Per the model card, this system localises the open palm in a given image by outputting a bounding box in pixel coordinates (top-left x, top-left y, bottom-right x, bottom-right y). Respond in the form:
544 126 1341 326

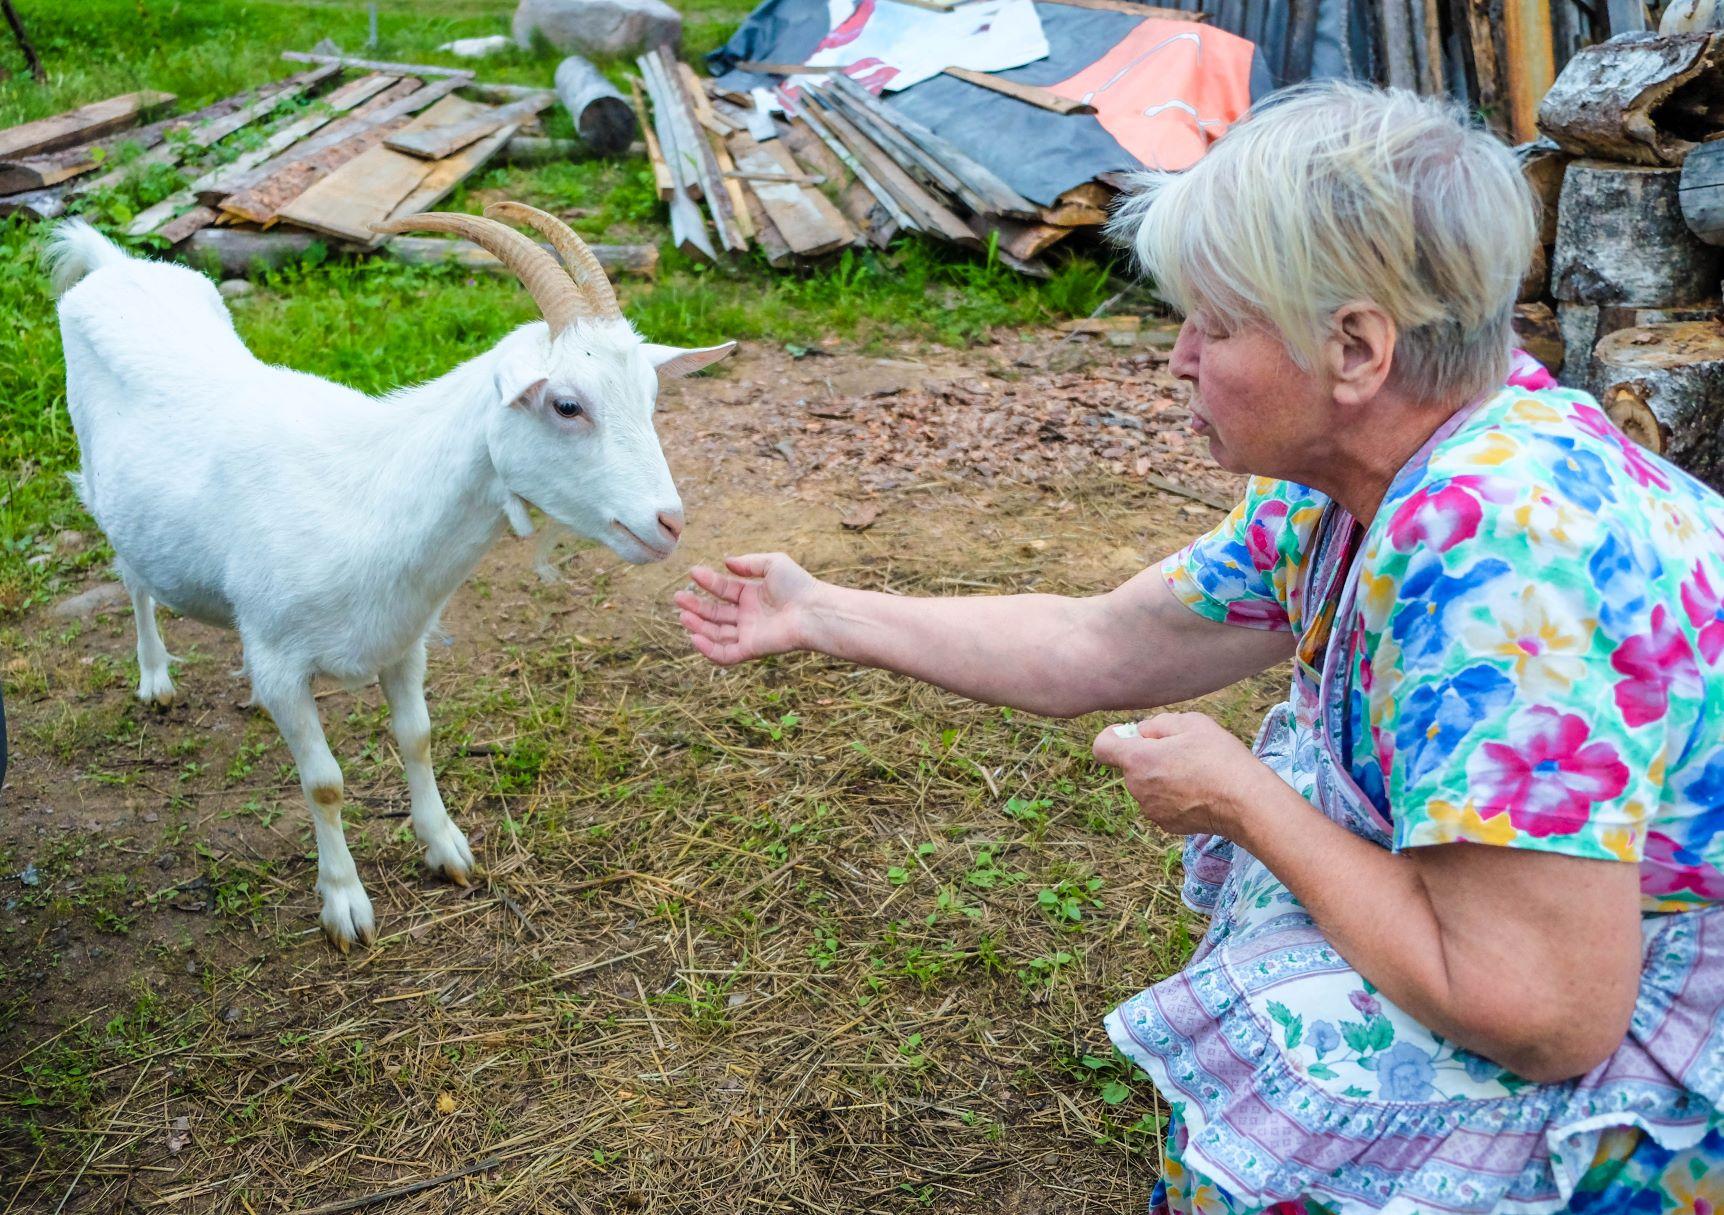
675 553 816 665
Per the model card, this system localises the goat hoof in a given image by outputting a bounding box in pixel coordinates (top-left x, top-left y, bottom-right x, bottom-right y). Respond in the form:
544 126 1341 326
137 673 176 707
319 881 377 953
425 829 476 887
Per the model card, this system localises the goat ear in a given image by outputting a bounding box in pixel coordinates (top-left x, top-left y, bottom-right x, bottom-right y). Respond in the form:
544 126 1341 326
493 349 547 409
644 341 737 380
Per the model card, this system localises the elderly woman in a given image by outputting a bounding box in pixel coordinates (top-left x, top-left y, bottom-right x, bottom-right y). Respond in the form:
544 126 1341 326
675 83 1724 1213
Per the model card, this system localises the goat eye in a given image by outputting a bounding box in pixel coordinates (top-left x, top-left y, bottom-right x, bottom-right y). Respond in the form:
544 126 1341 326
552 398 584 419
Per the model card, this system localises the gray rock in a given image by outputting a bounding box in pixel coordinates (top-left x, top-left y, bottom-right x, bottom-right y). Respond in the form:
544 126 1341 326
218 278 256 300
513 0 681 58
51 582 128 619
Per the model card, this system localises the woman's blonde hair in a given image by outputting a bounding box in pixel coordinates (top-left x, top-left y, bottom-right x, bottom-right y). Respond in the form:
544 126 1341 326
1111 82 1537 403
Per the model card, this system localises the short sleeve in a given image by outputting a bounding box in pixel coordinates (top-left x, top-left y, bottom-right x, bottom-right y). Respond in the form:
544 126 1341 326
1160 477 1327 633
1361 470 1665 863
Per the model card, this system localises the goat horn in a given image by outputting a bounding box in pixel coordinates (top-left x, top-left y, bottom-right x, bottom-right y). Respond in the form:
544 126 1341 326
484 201 622 319
370 211 585 335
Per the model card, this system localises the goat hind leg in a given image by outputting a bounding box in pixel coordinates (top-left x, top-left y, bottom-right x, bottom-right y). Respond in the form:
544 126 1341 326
253 666 375 951
123 572 175 706
380 644 474 885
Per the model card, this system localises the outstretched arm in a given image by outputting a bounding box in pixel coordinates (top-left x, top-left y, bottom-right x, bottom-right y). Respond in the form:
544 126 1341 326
675 553 1294 718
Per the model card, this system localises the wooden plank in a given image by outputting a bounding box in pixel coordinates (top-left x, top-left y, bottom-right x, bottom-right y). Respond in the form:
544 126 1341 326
941 67 1094 114
274 144 436 244
634 54 715 258
217 78 465 227
679 63 754 242
971 216 1072 260
385 122 521 232
665 55 748 253
730 134 853 256
385 95 550 160
737 179 794 266
629 76 673 199
0 90 174 160
806 99 974 245
827 75 1039 219
190 72 400 205
734 62 842 75
282 50 473 79
820 84 973 208
131 74 404 238
1503 0 1556 143
794 105 916 234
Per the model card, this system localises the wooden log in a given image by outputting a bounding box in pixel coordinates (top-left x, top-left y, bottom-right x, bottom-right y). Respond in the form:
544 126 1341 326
1556 299 1720 389
1513 301 1565 372
217 77 465 227
554 55 636 156
385 94 550 160
1558 301 1603 389
1516 140 1568 246
180 227 660 278
1594 320 1724 484
940 67 1094 115
1679 138 1724 245
1536 31 1724 165
1553 160 1721 305
729 133 853 256
0 185 63 219
500 134 610 164
0 91 174 160
282 50 473 79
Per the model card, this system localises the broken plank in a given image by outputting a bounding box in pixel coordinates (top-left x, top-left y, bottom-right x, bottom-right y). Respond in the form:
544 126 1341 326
275 144 435 244
281 50 474 79
806 94 974 245
942 67 1094 114
0 90 174 160
730 133 853 256
385 94 549 160
971 215 1072 260
665 54 749 253
794 103 917 234
629 77 673 199
217 78 463 226
156 205 219 245
385 122 520 229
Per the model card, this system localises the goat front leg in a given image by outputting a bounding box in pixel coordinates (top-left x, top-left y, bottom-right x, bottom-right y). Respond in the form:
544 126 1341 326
121 568 175 706
253 666 376 951
380 644 474 886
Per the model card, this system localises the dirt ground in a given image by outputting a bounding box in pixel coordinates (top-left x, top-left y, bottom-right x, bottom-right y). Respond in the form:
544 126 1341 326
0 325 1283 1213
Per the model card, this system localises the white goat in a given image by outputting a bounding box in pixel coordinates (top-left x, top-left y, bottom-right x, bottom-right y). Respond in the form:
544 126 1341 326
49 204 733 950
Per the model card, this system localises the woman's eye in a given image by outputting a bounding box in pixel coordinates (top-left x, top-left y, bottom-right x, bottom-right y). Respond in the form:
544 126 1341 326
553 398 584 419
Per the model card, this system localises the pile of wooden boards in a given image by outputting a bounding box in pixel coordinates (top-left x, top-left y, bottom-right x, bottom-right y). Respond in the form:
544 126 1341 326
0 51 655 279
631 48 1113 275
1509 29 1724 491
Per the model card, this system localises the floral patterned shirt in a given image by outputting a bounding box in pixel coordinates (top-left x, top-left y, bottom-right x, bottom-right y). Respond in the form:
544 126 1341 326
1164 357 1724 912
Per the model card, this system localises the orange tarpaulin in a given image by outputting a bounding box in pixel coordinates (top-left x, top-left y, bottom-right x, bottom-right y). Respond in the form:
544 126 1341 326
1049 20 1256 172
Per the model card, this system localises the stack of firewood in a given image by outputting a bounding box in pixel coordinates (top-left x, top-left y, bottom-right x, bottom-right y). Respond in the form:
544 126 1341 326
1511 30 1724 489
630 51 1112 276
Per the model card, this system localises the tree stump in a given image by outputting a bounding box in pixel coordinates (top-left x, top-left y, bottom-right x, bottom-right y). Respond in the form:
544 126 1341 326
554 55 636 156
1594 320 1724 485
1552 160 1722 306
1536 31 1724 165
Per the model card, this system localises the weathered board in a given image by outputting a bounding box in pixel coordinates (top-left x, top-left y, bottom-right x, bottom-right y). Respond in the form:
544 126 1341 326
730 134 853 257
941 67 1095 115
385 96 546 160
383 122 521 234
0 91 174 160
275 144 435 244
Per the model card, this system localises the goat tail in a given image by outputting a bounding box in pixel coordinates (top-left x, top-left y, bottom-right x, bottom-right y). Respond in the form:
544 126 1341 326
45 219 130 297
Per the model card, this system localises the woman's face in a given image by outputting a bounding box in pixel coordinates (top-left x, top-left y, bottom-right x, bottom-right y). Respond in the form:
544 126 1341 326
1167 308 1326 479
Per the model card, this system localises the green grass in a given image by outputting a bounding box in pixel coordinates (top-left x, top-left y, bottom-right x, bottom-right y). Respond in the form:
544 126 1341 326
0 0 1121 618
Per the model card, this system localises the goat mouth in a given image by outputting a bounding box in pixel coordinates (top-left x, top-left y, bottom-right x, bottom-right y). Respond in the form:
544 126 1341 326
609 520 675 562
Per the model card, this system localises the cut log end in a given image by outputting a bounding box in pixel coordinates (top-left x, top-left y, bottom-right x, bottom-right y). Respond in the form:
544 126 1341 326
1604 382 1668 453
577 97 638 156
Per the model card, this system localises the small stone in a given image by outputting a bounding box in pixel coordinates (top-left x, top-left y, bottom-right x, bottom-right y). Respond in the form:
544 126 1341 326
218 279 256 300
221 1005 242 1024
55 530 86 551
51 582 128 619
18 863 39 887
513 0 681 57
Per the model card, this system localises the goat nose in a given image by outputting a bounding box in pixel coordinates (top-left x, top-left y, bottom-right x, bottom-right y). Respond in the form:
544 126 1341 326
657 509 685 543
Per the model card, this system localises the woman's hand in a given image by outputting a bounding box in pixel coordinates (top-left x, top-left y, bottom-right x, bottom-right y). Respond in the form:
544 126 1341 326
676 553 819 666
1091 711 1272 839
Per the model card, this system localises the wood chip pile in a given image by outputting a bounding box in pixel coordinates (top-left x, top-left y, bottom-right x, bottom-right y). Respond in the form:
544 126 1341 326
631 49 1114 276
0 51 657 279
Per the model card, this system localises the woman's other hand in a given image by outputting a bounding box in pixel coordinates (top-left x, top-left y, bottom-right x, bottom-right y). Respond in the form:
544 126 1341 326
1091 711 1270 839
676 553 818 666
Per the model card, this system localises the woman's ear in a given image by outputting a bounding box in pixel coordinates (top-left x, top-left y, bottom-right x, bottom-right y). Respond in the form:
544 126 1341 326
1327 303 1396 406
